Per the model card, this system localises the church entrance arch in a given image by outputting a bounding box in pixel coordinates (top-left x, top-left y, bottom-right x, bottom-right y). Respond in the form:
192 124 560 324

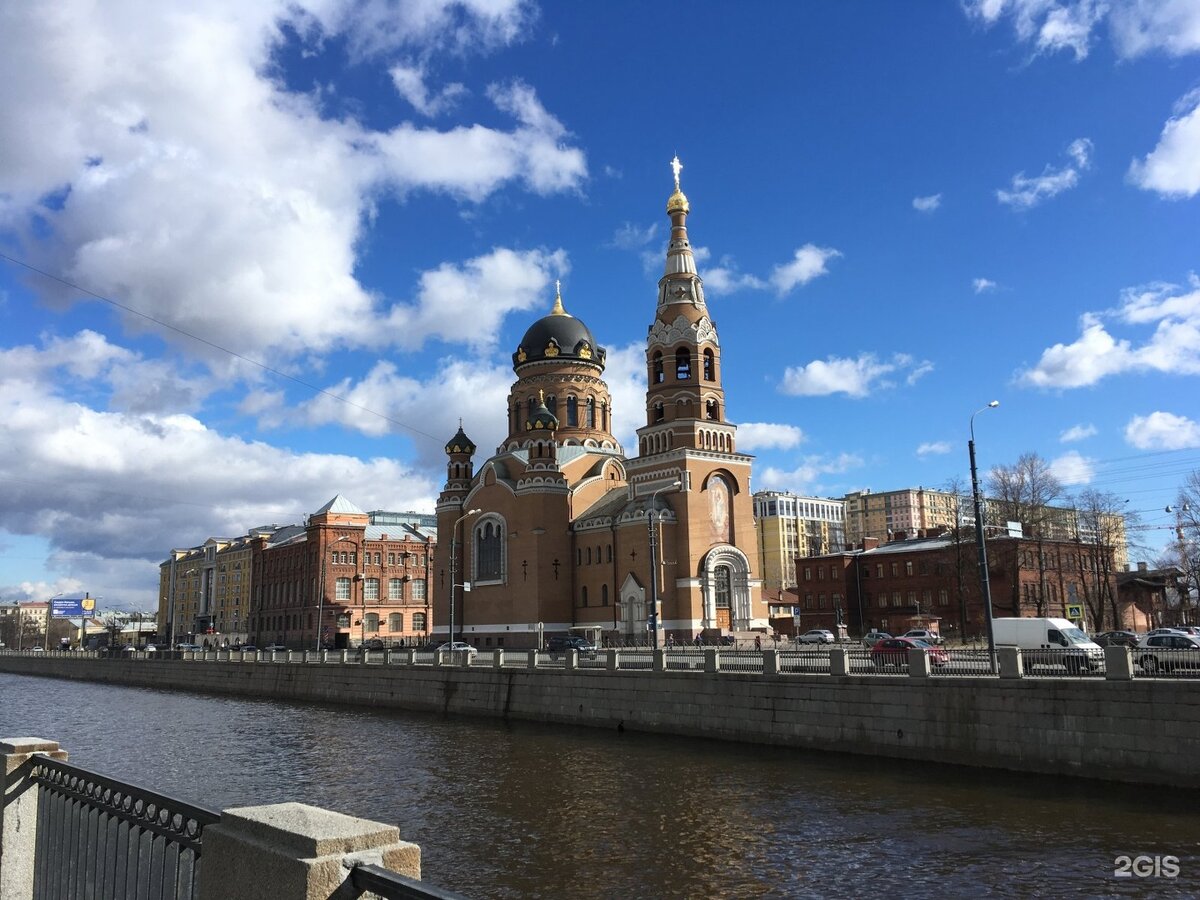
700 546 751 632
619 573 646 645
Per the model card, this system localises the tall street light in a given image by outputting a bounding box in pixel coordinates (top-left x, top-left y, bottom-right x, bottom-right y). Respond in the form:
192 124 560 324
970 400 1000 674
449 509 482 649
648 481 682 649
316 534 354 651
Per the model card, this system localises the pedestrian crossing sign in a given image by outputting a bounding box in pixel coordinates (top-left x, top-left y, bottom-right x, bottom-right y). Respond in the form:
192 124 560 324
1067 604 1083 619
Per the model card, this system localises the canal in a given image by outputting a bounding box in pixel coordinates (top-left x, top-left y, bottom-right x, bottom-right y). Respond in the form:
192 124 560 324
1 672 1196 898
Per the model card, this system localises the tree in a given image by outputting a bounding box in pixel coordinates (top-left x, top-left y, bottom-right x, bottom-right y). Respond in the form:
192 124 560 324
1071 488 1135 632
987 453 1064 616
1169 471 1200 623
942 475 980 638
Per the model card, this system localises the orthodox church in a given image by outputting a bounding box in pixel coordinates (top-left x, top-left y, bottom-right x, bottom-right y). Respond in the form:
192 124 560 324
433 160 765 648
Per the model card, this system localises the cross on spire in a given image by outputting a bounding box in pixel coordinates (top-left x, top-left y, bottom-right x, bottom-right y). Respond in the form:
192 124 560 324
670 155 683 191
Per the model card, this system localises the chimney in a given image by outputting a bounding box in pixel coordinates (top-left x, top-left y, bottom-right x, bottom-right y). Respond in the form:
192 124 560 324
862 537 880 551
1138 562 1148 572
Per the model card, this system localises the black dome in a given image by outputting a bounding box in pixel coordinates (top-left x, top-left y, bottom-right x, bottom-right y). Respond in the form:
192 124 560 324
513 312 606 371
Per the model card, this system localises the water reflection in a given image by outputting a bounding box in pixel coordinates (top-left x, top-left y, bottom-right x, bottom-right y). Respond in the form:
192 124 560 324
1 672 1197 898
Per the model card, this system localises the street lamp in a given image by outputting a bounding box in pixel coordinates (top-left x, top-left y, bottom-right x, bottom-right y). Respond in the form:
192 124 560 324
449 509 482 649
969 400 1000 674
648 481 682 649
316 535 354 651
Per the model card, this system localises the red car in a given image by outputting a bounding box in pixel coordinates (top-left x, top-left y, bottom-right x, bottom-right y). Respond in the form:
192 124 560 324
871 637 949 668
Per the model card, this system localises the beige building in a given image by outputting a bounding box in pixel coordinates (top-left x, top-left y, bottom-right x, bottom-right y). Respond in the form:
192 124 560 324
433 162 766 648
752 491 846 592
843 488 961 548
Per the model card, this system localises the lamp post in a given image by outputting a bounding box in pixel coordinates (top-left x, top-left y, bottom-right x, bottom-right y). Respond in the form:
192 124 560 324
449 509 482 649
970 400 1000 674
647 481 682 649
316 535 354 651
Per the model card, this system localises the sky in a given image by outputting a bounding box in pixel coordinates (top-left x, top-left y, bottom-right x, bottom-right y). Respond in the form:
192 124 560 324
1 0 1198 612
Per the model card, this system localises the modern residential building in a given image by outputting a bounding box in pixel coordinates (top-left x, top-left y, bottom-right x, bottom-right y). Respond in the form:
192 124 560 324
432 165 766 649
752 491 845 593
842 487 961 548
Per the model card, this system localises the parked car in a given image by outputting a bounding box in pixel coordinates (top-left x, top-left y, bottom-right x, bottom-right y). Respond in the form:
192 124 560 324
901 629 944 646
797 629 835 645
1135 633 1200 674
362 638 388 651
546 635 597 657
862 630 892 647
871 637 949 668
1145 627 1188 638
174 642 202 651
238 644 258 652
30 646 44 653
436 641 479 660
1093 631 1139 648
993 617 1104 673
263 644 288 652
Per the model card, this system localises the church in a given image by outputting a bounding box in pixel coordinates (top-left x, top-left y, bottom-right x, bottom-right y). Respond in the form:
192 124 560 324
432 161 766 649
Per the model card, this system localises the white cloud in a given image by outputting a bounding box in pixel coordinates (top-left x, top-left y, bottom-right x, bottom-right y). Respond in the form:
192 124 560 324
1128 88 1200 198
595 342 647 453
964 0 1122 60
389 62 467 116
1049 450 1095 485
1020 278 1200 388
1125 411 1200 450
0 2 585 365
1060 423 1098 442
913 193 942 212
997 138 1092 209
769 244 841 295
737 423 806 451
974 277 998 294
779 353 931 398
758 453 864 493
609 221 658 250
916 442 953 457
704 262 767 295
1109 0 1200 58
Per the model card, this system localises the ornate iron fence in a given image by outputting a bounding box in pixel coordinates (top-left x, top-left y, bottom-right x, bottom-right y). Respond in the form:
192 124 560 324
29 753 220 900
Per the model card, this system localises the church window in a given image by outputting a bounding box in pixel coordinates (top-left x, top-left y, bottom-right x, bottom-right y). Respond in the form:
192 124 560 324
474 519 505 582
602 402 608 430
567 396 578 426
581 586 588 607
676 348 691 380
577 549 582 566
546 395 557 419
601 584 609 606
586 397 596 427
654 403 664 422
703 349 715 380
652 352 664 384
714 565 731 610
706 399 719 420
606 545 612 562
587 547 592 564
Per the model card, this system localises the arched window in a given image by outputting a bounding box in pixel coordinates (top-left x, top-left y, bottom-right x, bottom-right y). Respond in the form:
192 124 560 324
528 396 536 421
581 586 589 607
601 402 608 431
601 584 609 606
586 397 596 427
676 348 691 380
546 395 557 419
654 403 664 422
652 352 664 384
474 519 505 582
706 399 719 420
703 349 715 380
587 547 592 564
606 545 612 563
714 565 732 610
566 396 578 426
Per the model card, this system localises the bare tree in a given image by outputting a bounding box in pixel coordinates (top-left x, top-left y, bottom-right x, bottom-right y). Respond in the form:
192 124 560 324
1071 488 1135 631
987 453 1063 616
942 475 979 637
1170 471 1200 623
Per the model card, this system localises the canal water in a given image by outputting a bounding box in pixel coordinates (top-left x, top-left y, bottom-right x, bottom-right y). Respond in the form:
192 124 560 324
1 672 1196 898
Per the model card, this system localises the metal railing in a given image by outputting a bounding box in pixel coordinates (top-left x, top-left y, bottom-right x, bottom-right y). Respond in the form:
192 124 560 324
349 863 468 899
1132 647 1200 678
1019 648 1106 678
28 754 220 900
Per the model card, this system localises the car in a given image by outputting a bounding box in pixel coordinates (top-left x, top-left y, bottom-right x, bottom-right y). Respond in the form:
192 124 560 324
1093 631 1139 648
871 637 949 668
143 644 157 653
436 641 479 660
174 642 202 651
545 635 598 657
797 629 835 645
1145 627 1188 638
30 646 44 653
1135 633 1200 674
263 644 288 652
362 638 388 651
238 644 258 652
901 629 944 646
862 630 892 647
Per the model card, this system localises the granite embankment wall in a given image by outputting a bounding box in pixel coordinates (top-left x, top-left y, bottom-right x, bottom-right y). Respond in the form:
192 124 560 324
1 654 1195 788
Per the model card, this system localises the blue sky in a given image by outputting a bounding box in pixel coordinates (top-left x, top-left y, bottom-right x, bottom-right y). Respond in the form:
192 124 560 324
1 1 1198 611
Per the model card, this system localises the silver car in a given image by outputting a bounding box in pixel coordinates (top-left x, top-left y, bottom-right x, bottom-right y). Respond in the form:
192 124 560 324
798 629 835 644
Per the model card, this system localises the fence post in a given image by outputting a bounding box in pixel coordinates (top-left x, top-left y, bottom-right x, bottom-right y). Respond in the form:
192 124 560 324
704 647 720 674
196 802 421 900
493 649 505 669
1105 645 1133 681
830 647 849 676
998 647 1023 679
762 649 779 675
653 649 667 673
907 648 932 678
527 649 540 670
606 649 620 671
1 738 68 900
564 649 579 671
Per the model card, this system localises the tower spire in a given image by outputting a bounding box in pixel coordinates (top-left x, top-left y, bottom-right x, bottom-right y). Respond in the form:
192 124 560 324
660 155 704 310
550 279 566 316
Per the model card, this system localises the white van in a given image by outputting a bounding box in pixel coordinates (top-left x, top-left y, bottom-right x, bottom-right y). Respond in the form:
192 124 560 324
993 617 1104 673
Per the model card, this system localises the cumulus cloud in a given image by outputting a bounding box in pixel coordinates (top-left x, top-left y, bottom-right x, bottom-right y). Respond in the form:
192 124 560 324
596 341 648 452
0 2 585 365
974 277 998 294
780 353 933 398
1129 88 1200 198
737 423 806 451
1019 277 1200 388
912 193 942 212
769 244 841 295
758 453 864 493
965 0 1143 61
703 260 767 295
389 62 467 116
609 221 658 250
1107 0 1200 59
1060 423 1098 442
1049 450 1095 485
916 442 953 458
1125 411 1200 450
997 138 1092 209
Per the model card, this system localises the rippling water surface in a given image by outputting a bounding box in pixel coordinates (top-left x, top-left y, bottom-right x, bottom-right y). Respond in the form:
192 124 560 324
1 672 1197 898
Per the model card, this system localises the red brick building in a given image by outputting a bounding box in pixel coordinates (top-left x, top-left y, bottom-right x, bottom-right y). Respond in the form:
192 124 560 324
251 495 435 649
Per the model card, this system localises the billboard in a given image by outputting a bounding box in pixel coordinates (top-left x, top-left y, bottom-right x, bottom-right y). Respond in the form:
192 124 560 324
50 597 96 618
